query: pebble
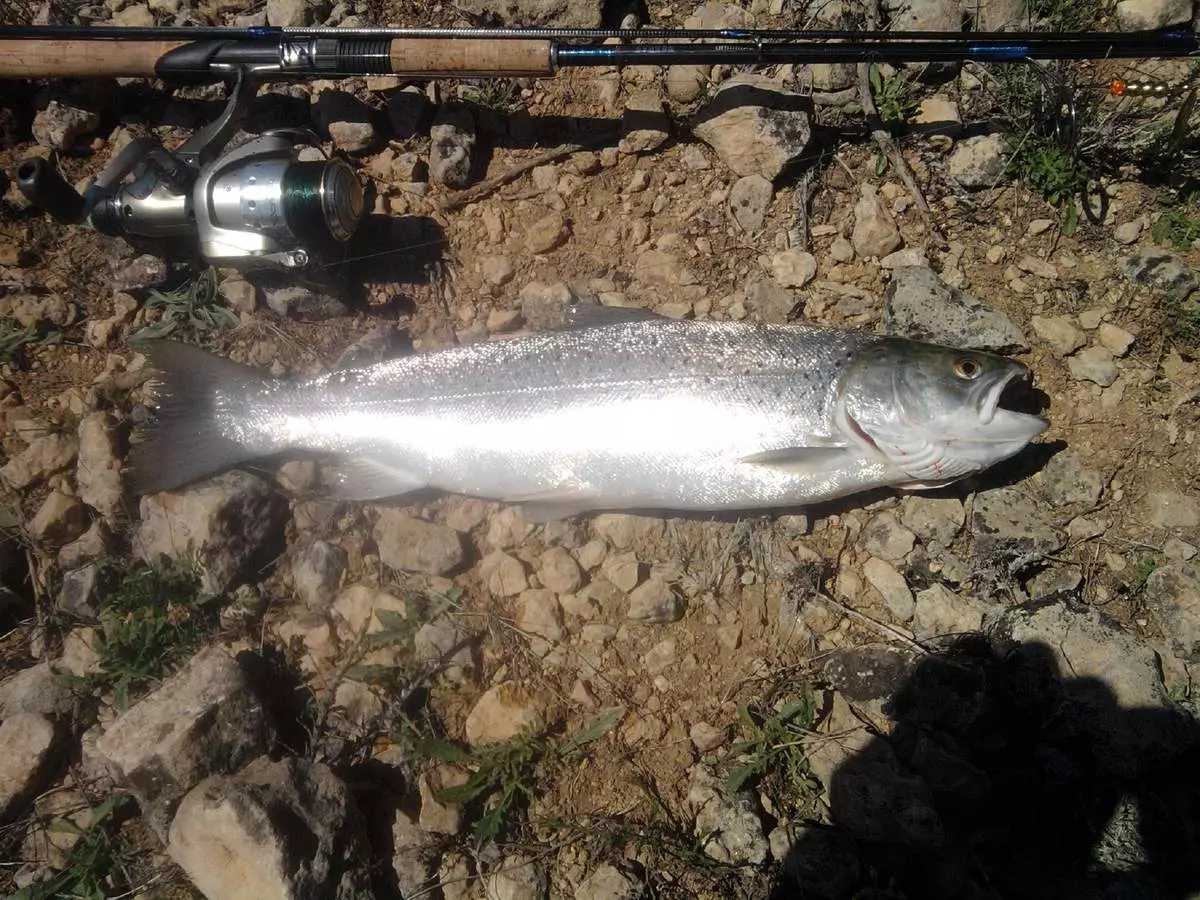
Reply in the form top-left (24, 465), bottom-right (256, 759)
top-left (516, 589), bottom-right (565, 645)
top-left (480, 255), bottom-right (516, 287)
top-left (95, 647), bottom-right (275, 839)
top-left (626, 578), bottom-right (683, 623)
top-left (484, 853), bottom-right (547, 900)
top-left (1098, 323), bottom-right (1135, 356)
top-left (691, 75), bottom-right (812, 180)
top-left (266, 0), bottom-right (311, 24)
top-left (1017, 254), bottom-right (1057, 280)
top-left (1030, 315), bottom-right (1085, 357)
top-left (863, 557), bottom-right (915, 622)
top-left (574, 863), bottom-right (644, 900)
top-left (518, 281), bottom-right (575, 330)
top-left (537, 546), bottom-right (583, 594)
top-left (912, 584), bottom-right (993, 639)
top-left (1040, 450), bottom-right (1105, 507)
top-left (418, 765), bottom-right (469, 834)
top-left (429, 104), bottom-right (476, 188)
top-left (884, 265), bottom-right (1026, 351)
top-left (1121, 248), bottom-right (1200, 302)
top-left (860, 511), bottom-right (916, 563)
top-left (879, 247), bottom-right (928, 269)
top-left (524, 211), bottom-right (569, 254)
top-left (480, 550), bottom-right (528, 597)
top-left (851, 185), bottom-right (902, 258)
top-left (0, 713), bottom-right (57, 823)
top-left (1027, 218), bottom-right (1055, 236)
top-left (688, 763), bottom-right (769, 865)
top-left (728, 174), bottom-right (774, 233)
top-left (373, 511), bottom-right (466, 576)
top-left (168, 756), bottom-right (371, 900)
top-left (1113, 219), bottom-right (1143, 244)
top-left (666, 64), bottom-right (710, 102)
top-left (76, 411), bottom-right (123, 519)
top-left (829, 235), bottom-right (854, 262)
top-left (971, 487), bottom-right (1067, 563)
top-left (947, 133), bottom-right (1007, 189)
top-left (292, 540), bottom-right (348, 610)
top-left (315, 91), bottom-right (376, 154)
top-left (464, 682), bottom-right (540, 745)
top-left (689, 721), bottom-right (727, 754)
top-left (1145, 490), bottom-right (1200, 529)
top-left (1, 433), bottom-right (78, 490)
top-left (1145, 562), bottom-right (1200, 662)
top-left (601, 552), bottom-right (641, 592)
top-left (619, 89), bottom-right (671, 154)
top-left (32, 100), bottom-right (100, 150)
top-left (769, 249), bottom-right (817, 288)
top-left (1115, 0), bottom-right (1193, 30)
top-left (1067, 346), bottom-right (1119, 387)
top-left (634, 249), bottom-right (697, 286)
top-left (28, 490), bottom-right (86, 546)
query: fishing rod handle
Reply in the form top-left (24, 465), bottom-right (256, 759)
top-left (0, 38), bottom-right (189, 77)
top-left (0, 36), bottom-right (555, 79)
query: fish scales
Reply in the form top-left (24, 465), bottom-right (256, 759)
top-left (130, 313), bottom-right (1047, 515)
top-left (221, 321), bottom-right (882, 510)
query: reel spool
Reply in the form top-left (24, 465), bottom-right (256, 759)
top-left (14, 70), bottom-right (364, 273)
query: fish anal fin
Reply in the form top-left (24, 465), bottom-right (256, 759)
top-left (739, 445), bottom-right (851, 475)
top-left (325, 457), bottom-right (426, 501)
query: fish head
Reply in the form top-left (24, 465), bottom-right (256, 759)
top-left (838, 338), bottom-right (1048, 485)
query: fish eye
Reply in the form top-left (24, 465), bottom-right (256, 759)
top-left (954, 356), bottom-right (983, 380)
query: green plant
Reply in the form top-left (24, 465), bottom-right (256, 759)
top-left (1030, 0), bottom-right (1106, 31)
top-left (415, 706), bottom-right (624, 842)
top-left (869, 64), bottom-right (918, 125)
top-left (12, 795), bottom-right (133, 900)
top-left (459, 79), bottom-right (523, 113)
top-left (0, 318), bottom-right (38, 363)
top-left (131, 267), bottom-right (237, 341)
top-left (1007, 135), bottom-right (1092, 231)
top-left (726, 689), bottom-right (818, 816)
top-left (1152, 189), bottom-right (1200, 249)
top-left (1128, 555), bottom-right (1159, 594)
top-left (92, 560), bottom-right (214, 708)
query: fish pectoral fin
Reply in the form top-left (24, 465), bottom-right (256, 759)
top-left (504, 484), bottom-right (602, 523)
top-left (739, 445), bottom-right (852, 474)
top-left (325, 456), bottom-right (426, 501)
top-left (561, 303), bottom-right (664, 330)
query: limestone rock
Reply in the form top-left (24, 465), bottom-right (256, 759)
top-left (1, 433), bottom-right (78, 490)
top-left (76, 412), bottom-right (123, 519)
top-left (465, 682), bottom-right (540, 745)
top-left (947, 133), bottom-right (1008, 189)
top-left (136, 471), bottom-right (288, 593)
top-left (168, 756), bottom-right (371, 900)
top-left (692, 75), bottom-right (812, 180)
top-left (373, 511), bottom-right (466, 575)
top-left (292, 540), bottom-right (347, 610)
top-left (28, 490), bottom-right (87, 547)
top-left (94, 647), bottom-right (275, 839)
top-left (1115, 0), bottom-right (1192, 30)
top-left (884, 265), bottom-right (1026, 351)
top-left (429, 104), bottom-right (476, 188)
top-left (33, 100), bottom-right (100, 150)
top-left (0, 713), bottom-right (57, 823)
top-left (453, 0), bottom-right (602, 26)
top-left (687, 763), bottom-right (769, 865)
top-left (986, 601), bottom-right (1196, 775)
top-left (619, 90), bottom-right (670, 155)
top-left (728, 174), bottom-right (774, 233)
top-left (315, 90), bottom-right (376, 154)
top-left (851, 186), bottom-right (902, 258)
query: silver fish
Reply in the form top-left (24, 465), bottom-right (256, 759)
top-left (129, 308), bottom-right (1047, 518)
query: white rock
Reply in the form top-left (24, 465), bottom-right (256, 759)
top-left (691, 75), bottom-right (812, 180)
top-left (1115, 0), bottom-right (1192, 30)
top-left (770, 249), bottom-right (817, 288)
top-left (168, 756), bottom-right (370, 900)
top-left (1030, 315), bottom-right (1085, 357)
top-left (292, 540), bottom-right (347, 610)
top-left (480, 550), bottom-right (528, 597)
top-left (574, 863), bottom-right (644, 900)
top-left (266, 0), bottom-right (312, 25)
top-left (516, 589), bottom-right (565, 645)
top-left (0, 713), bottom-right (56, 822)
top-left (912, 584), bottom-right (994, 640)
top-left (0, 433), bottom-right (77, 490)
top-left (1067, 346), bottom-right (1119, 386)
top-left (851, 186), bottom-right (902, 258)
top-left (28, 490), bottom-right (87, 547)
top-left (32, 101), bottom-right (100, 150)
top-left (619, 89), bottom-right (670, 154)
top-left (94, 647), bottom-right (275, 839)
top-left (626, 578), bottom-right (683, 623)
top-left (1113, 220), bottom-right (1143, 244)
top-left (863, 557), bottom-right (914, 622)
top-left (728, 175), bottom-right (774, 234)
top-left (135, 471), bottom-right (288, 593)
top-left (688, 763), bottom-right (769, 865)
top-left (418, 765), bottom-right (470, 834)
top-left (76, 412), bottom-right (123, 519)
top-left (485, 853), bottom-right (547, 900)
top-left (1098, 323), bottom-right (1135, 356)
top-left (537, 546), bottom-right (583, 594)
top-left (373, 511), bottom-right (465, 576)
top-left (948, 133), bottom-right (1008, 189)
top-left (465, 682), bottom-right (540, 745)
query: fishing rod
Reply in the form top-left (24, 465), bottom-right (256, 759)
top-left (0, 24), bottom-right (1197, 80)
top-left (2, 23), bottom-right (1197, 276)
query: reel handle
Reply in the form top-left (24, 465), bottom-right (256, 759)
top-left (16, 157), bottom-right (85, 224)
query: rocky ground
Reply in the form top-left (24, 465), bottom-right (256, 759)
top-left (2, 0), bottom-right (1200, 897)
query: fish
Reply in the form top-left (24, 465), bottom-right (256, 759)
top-left (127, 307), bottom-right (1047, 520)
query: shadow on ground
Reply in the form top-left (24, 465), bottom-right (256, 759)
top-left (769, 635), bottom-right (1200, 900)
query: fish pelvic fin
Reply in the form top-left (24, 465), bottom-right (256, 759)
top-left (126, 340), bottom-right (271, 495)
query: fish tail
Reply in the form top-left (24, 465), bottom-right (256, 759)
top-left (126, 340), bottom-right (271, 495)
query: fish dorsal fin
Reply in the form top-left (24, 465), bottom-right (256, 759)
top-left (740, 445), bottom-right (852, 475)
top-left (561, 303), bottom-right (665, 330)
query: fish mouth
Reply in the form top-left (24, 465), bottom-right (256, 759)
top-left (975, 365), bottom-right (1048, 439)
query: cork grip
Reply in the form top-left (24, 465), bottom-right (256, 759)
top-left (388, 38), bottom-right (554, 77)
top-left (0, 39), bottom-right (187, 78)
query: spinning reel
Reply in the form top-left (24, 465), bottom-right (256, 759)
top-left (15, 69), bottom-right (364, 273)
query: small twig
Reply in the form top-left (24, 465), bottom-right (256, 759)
top-left (810, 591), bottom-right (928, 654)
top-left (856, 0), bottom-right (948, 250)
top-left (438, 133), bottom-right (618, 212)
